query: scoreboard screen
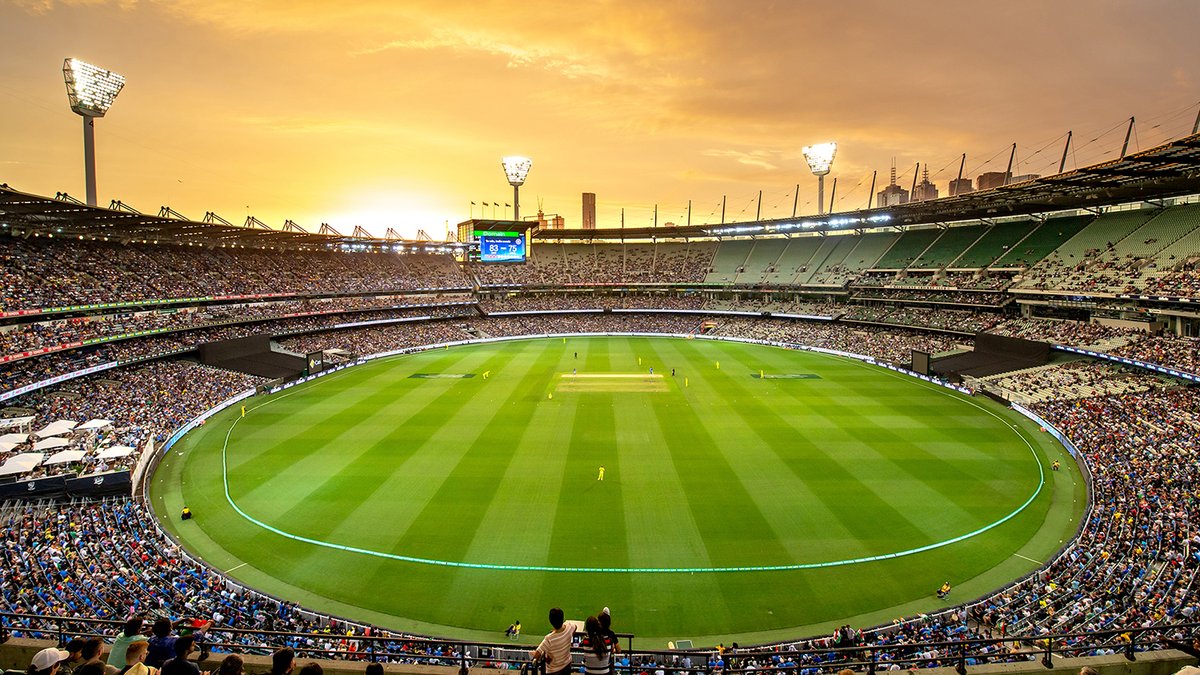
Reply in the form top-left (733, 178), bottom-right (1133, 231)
top-left (478, 231), bottom-right (526, 263)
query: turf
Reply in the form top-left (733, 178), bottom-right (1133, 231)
top-left (150, 336), bottom-right (1084, 646)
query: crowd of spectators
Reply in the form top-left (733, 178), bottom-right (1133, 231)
top-left (979, 360), bottom-right (1168, 404)
top-left (0, 238), bottom-right (468, 313)
top-left (840, 305), bottom-right (1003, 334)
top-left (933, 272), bottom-right (1015, 290)
top-left (988, 318), bottom-right (1139, 349)
top-left (479, 293), bottom-right (705, 313)
top-left (0, 307), bottom-right (478, 394)
top-left (0, 295), bottom-right (475, 362)
top-left (709, 317), bottom-right (965, 364)
top-left (849, 288), bottom-right (1008, 307)
top-left (2, 308), bottom-right (1200, 669)
top-left (0, 500), bottom-right (476, 666)
top-left (471, 243), bottom-right (715, 286)
top-left (0, 361), bottom-right (263, 477)
top-left (1109, 335), bottom-right (1200, 375)
top-left (1142, 265), bottom-right (1200, 299)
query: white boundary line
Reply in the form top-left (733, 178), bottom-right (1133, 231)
top-left (212, 336), bottom-right (1048, 575)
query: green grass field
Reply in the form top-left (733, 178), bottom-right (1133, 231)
top-left (150, 336), bottom-right (1084, 646)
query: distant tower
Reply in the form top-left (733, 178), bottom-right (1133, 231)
top-left (948, 178), bottom-right (974, 196)
top-left (912, 166), bottom-right (939, 201)
top-left (582, 192), bottom-right (596, 230)
top-left (976, 171), bottom-right (1008, 191)
top-left (876, 159), bottom-right (910, 207)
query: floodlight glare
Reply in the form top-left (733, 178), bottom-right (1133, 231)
top-left (802, 142), bottom-right (838, 215)
top-left (63, 58), bottom-right (126, 207)
top-left (63, 58), bottom-right (126, 117)
top-left (502, 156), bottom-right (532, 186)
top-left (802, 142), bottom-right (837, 176)
top-left (501, 155), bottom-right (533, 220)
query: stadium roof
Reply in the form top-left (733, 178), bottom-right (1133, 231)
top-left (0, 190), bottom-right (467, 251)
top-left (2, 133), bottom-right (1199, 248)
top-left (537, 132), bottom-right (1200, 240)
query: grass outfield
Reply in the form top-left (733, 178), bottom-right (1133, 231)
top-left (151, 336), bottom-right (1084, 646)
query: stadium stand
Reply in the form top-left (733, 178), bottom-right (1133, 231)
top-left (951, 220), bottom-right (1040, 269)
top-left (909, 224), bottom-right (987, 270)
top-left (871, 228), bottom-right (943, 270)
top-left (3, 132), bottom-right (1200, 668)
top-left (991, 215), bottom-right (1094, 269)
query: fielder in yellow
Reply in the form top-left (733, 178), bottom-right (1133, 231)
top-left (597, 465), bottom-right (605, 481)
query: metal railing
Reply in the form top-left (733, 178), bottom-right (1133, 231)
top-left (2, 612), bottom-right (1198, 674)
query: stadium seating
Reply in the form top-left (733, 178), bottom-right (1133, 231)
top-left (909, 224), bottom-right (987, 269)
top-left (951, 220), bottom-right (1040, 269)
top-left (9, 196), bottom-right (1200, 667)
top-left (991, 215), bottom-right (1093, 269)
top-left (871, 228), bottom-right (943, 270)
top-left (3, 311), bottom-right (1200, 668)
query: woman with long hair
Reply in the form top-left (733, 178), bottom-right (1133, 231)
top-left (580, 616), bottom-right (613, 675)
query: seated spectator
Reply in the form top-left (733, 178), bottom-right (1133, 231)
top-left (216, 656), bottom-right (242, 675)
top-left (146, 618), bottom-right (178, 670)
top-left (271, 648), bottom-right (295, 675)
top-left (122, 642), bottom-right (155, 675)
top-left (30, 647), bottom-right (70, 675)
top-left (60, 639), bottom-right (85, 675)
top-left (108, 618), bottom-right (146, 670)
top-left (75, 637), bottom-right (111, 675)
top-left (160, 636), bottom-right (202, 675)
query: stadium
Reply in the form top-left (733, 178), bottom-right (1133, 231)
top-left (3, 4), bottom-right (1200, 675)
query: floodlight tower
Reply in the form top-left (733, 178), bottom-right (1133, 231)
top-left (802, 142), bottom-right (837, 215)
top-left (63, 58), bottom-right (126, 207)
top-left (501, 156), bottom-right (532, 221)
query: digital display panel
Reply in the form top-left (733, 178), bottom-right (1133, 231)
top-left (479, 232), bottom-right (526, 263)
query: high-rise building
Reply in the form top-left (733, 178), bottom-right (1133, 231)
top-left (582, 192), bottom-right (596, 230)
top-left (876, 160), bottom-right (909, 208)
top-left (912, 167), bottom-right (939, 202)
top-left (535, 209), bottom-right (565, 229)
top-left (948, 178), bottom-right (974, 196)
top-left (1009, 173), bottom-right (1040, 185)
top-left (976, 171), bottom-right (1009, 191)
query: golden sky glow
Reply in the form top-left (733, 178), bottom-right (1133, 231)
top-left (1, 0), bottom-right (1198, 238)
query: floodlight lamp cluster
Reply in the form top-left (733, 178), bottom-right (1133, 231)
top-left (501, 156), bottom-right (533, 186)
top-left (802, 142), bottom-right (838, 176)
top-left (63, 58), bottom-right (125, 117)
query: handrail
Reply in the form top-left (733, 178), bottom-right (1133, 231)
top-left (2, 612), bottom-right (1198, 673)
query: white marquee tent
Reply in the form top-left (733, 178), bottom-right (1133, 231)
top-left (0, 452), bottom-right (44, 477)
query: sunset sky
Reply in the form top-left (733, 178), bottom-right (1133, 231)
top-left (1, 1), bottom-right (1198, 239)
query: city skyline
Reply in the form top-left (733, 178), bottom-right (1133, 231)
top-left (1, 1), bottom-right (1198, 238)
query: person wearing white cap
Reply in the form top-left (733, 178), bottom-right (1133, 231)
top-left (30, 647), bottom-right (69, 675)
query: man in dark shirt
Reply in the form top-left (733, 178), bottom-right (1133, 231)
top-left (161, 636), bottom-right (205, 675)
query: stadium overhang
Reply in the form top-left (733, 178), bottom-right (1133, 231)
top-left (0, 185), bottom-right (470, 252)
top-left (533, 132), bottom-right (1200, 241)
top-left (2, 133), bottom-right (1199, 248)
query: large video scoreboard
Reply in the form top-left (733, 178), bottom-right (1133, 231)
top-left (477, 230), bottom-right (526, 263)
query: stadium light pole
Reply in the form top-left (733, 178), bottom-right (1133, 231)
top-left (501, 156), bottom-right (532, 221)
top-left (802, 142), bottom-right (837, 216)
top-left (63, 58), bottom-right (126, 207)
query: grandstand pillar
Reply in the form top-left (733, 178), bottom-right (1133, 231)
top-left (83, 116), bottom-right (97, 207)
